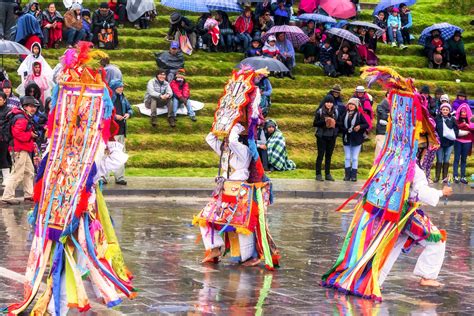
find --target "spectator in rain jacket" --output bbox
[319,40,337,77]
[453,103,474,184]
[234,7,254,53]
[386,8,406,48]
[272,0,291,25]
[41,3,63,48]
[276,32,295,79]
[246,37,263,57]
[144,69,173,128]
[265,119,296,171]
[353,85,374,130]
[447,31,467,71]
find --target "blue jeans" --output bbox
[66,28,85,45]
[219,34,234,49]
[234,33,252,51]
[387,27,403,45]
[453,141,471,177]
[344,145,362,169]
[172,97,195,117]
[436,145,453,163]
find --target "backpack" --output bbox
[1,111,26,145]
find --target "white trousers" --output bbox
[200,226,255,262]
[378,233,446,286]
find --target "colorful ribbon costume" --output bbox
[5,43,136,315]
[322,67,444,301]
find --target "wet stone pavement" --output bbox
[1,199,473,315]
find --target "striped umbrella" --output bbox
[206,0,242,12]
[0,39,30,67]
[326,27,361,45]
[348,21,385,37]
[418,23,463,46]
[297,13,337,24]
[160,0,209,12]
[262,25,310,48]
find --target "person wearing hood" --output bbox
[340,98,369,182]
[262,35,280,58]
[19,61,52,105]
[1,80,21,108]
[265,119,296,171]
[1,96,39,205]
[23,1,42,24]
[110,79,132,185]
[447,31,467,71]
[246,36,263,57]
[0,92,12,186]
[273,0,291,25]
[276,32,296,79]
[300,20,320,64]
[167,12,196,49]
[452,88,474,111]
[41,3,63,48]
[17,42,53,83]
[453,103,473,184]
[399,3,412,45]
[15,4,43,51]
[92,2,118,49]
[0,0,19,40]
[434,103,459,183]
[64,3,86,46]
[234,7,254,53]
[144,69,173,128]
[337,43,355,76]
[170,69,196,122]
[313,95,339,181]
[353,85,374,129]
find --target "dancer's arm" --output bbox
[206,132,222,155]
[412,165,450,206]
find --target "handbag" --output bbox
[442,119,456,141]
[179,33,193,56]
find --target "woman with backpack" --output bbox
[434,103,459,183]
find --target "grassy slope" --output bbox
[13,0,474,179]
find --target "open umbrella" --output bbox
[298,13,337,24]
[373,0,416,15]
[262,25,310,48]
[418,23,463,46]
[326,28,361,45]
[0,39,30,67]
[319,0,356,19]
[236,57,289,73]
[206,0,242,12]
[299,0,321,13]
[160,0,209,12]
[348,21,385,37]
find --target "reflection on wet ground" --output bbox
[1,200,473,315]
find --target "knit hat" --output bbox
[322,95,335,104]
[347,98,360,108]
[268,35,276,42]
[109,79,124,90]
[21,96,40,107]
[392,7,399,13]
[420,85,430,94]
[355,85,365,93]
[439,103,452,112]
[435,87,444,95]
[440,94,449,103]
[251,36,261,43]
[1,80,12,89]
[457,88,467,97]
[99,2,109,9]
[177,68,186,76]
[71,3,81,10]
[331,84,342,93]
[170,12,181,24]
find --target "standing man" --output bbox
[2,96,39,205]
[374,92,390,158]
[144,70,173,127]
[110,79,132,185]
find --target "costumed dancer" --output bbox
[193,67,280,270]
[3,42,136,315]
[321,67,451,301]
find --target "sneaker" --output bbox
[190,116,197,122]
[460,177,468,184]
[115,179,127,185]
[168,116,176,127]
[391,42,396,47]
[315,174,324,181]
[325,174,335,181]
[454,176,460,183]
[400,44,408,50]
[2,199,20,205]
[314,61,322,67]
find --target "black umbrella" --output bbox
[0,39,30,67]
[236,57,289,73]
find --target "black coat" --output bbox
[375,98,390,135]
[340,110,369,146]
[92,9,116,31]
[313,106,339,138]
[435,115,459,147]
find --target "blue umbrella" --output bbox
[373,0,416,15]
[206,0,242,12]
[160,0,209,12]
[297,13,337,24]
[418,23,463,46]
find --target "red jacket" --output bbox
[11,108,35,153]
[170,80,190,100]
[234,16,253,34]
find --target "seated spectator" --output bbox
[1,80,21,108]
[373,11,387,44]
[272,0,291,25]
[365,28,379,65]
[262,35,280,58]
[110,79,132,185]
[63,0,83,10]
[255,70,272,116]
[337,44,355,76]
[234,7,254,53]
[126,0,156,30]
[265,119,296,171]
[144,70,173,128]
[0,0,18,40]
[170,69,196,122]
[203,15,221,52]
[353,86,374,130]
[92,2,118,49]
[313,95,339,181]
[321,84,345,113]
[452,88,474,111]
[15,5,43,51]
[17,42,53,83]
[100,57,122,84]
[246,37,263,57]
[447,31,467,71]
[425,29,446,69]
[319,39,337,77]
[453,103,473,184]
[108,0,127,28]
[155,41,185,82]
[300,20,319,64]
[41,3,63,49]
[386,8,406,49]
[399,3,412,45]
[215,11,234,52]
[255,1,272,19]
[167,12,196,49]
[340,98,369,182]
[256,10,274,37]
[196,13,212,50]
[276,32,295,79]
[64,4,86,46]
[0,92,11,186]
[81,9,93,42]
[23,1,42,25]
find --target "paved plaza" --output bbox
[1,198,473,315]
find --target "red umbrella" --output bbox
[320,0,356,19]
[299,0,320,13]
